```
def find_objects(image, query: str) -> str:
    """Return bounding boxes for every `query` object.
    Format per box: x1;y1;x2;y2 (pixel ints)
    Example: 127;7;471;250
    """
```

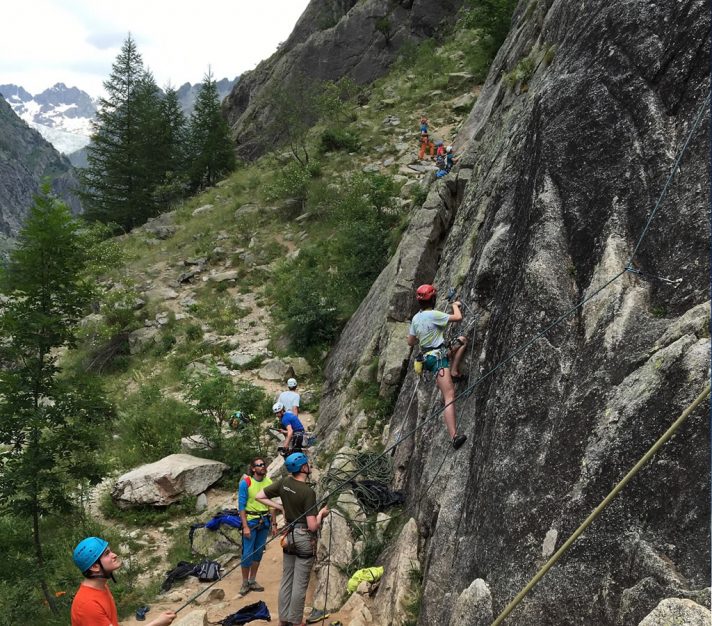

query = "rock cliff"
0;96;80;237
314;0;710;624
222;0;465;160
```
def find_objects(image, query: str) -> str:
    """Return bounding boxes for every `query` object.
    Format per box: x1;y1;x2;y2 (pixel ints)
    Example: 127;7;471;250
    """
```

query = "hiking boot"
249;580;265;592
452;434;467;450
238;581;251;596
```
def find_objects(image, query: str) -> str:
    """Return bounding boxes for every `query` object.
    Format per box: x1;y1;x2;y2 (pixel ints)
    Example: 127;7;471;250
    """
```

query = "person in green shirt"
256;453;329;626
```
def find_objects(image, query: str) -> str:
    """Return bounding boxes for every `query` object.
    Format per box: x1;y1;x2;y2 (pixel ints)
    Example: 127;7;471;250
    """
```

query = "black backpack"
161;561;197;592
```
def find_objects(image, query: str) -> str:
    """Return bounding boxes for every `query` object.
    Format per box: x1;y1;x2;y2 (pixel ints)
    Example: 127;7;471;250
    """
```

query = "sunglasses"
252;463;266;468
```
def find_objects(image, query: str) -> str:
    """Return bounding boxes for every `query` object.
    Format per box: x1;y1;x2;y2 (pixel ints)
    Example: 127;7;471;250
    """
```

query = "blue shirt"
281;411;304;432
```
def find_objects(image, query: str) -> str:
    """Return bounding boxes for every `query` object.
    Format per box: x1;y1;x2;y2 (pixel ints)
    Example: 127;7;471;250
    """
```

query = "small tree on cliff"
0;187;112;614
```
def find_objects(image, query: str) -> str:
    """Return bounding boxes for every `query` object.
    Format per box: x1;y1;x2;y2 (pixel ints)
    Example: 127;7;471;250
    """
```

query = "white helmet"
287;377;297;389
446;145;453;153
272;402;284;414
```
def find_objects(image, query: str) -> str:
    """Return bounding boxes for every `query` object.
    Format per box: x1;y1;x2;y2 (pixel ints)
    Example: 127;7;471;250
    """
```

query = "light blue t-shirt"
278;390;300;413
409;309;450;349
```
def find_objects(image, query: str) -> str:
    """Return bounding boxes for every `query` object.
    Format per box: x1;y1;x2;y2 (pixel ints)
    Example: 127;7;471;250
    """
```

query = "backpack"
160;561;197;592
193;559;222;582
219;600;271;624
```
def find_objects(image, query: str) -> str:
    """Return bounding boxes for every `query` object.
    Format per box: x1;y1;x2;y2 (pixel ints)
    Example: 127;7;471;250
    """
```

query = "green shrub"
185;323;203;342
113;384;199;469
319;128;361;153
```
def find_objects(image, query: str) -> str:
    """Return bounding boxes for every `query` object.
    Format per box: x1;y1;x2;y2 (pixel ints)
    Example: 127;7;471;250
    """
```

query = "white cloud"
0;0;309;96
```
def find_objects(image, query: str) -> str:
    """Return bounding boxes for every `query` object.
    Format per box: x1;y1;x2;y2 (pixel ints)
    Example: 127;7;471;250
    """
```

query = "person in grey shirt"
277;377;300;415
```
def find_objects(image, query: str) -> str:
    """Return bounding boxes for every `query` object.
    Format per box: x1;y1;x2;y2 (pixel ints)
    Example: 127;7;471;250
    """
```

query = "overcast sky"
1;0;310;97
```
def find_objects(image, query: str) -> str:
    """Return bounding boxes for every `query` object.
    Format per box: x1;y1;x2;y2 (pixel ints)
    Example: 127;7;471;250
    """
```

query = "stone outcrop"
112;454;228;508
313;0;710;624
190;525;241;559
222;0;465;160
638;598;712;626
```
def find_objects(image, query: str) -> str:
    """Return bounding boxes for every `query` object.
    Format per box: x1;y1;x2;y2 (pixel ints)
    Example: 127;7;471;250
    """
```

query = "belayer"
71;537;176;626
407;284;468;450
256;452;330;626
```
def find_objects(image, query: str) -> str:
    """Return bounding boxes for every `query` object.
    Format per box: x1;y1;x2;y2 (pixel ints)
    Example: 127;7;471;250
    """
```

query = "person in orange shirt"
71;537;176;626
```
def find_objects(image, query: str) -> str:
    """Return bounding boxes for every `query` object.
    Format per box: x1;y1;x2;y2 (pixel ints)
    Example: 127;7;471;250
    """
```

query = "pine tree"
153;85;189;205
188;69;236;190
80;35;165;230
0;187;112;613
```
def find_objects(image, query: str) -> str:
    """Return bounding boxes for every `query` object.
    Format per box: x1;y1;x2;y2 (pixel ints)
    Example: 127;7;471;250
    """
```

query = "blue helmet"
285;452;309;473
73;537;108;573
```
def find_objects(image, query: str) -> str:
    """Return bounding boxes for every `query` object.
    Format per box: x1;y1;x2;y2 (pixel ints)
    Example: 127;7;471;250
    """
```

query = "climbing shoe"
249;580;265;591
306;609;330;623
452;434;467;450
135;606;150;621
238;580;251;596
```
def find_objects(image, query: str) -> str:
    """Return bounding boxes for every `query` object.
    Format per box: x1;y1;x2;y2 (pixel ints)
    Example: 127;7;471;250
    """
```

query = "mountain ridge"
1;78;238;161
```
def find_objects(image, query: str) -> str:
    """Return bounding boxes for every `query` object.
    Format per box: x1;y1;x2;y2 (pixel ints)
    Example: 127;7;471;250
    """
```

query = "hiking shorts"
241;519;270;567
424;353;449;373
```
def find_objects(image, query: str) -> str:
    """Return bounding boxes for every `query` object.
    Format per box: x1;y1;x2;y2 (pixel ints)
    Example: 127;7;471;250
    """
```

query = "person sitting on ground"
407;283;468;450
435;140;445;158
238;457;278;597
273;401;306;455
71;537;176;626
277;377;301;415
256;453;330;626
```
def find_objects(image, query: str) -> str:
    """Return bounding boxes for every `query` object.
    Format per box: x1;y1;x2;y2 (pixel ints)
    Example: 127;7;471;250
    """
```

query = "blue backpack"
219;600;271;624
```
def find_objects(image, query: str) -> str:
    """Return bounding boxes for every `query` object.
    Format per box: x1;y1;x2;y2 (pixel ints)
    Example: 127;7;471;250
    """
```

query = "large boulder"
190;525;241;559
258;358;294;382
638;598;712;626
112;454;227;508
372;518;420;626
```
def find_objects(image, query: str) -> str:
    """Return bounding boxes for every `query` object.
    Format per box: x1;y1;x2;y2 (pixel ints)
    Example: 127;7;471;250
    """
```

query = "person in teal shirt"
407;283;468;450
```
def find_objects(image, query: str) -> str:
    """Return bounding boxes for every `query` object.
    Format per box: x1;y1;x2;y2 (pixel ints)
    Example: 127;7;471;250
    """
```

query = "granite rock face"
222;0;465;160
0;96;80;237
314;0;710;624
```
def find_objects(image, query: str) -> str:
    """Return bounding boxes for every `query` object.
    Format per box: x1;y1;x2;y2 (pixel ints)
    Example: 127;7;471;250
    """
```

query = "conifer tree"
0;187;112;613
153;86;189;205
80;35;165;230
188;69;236;190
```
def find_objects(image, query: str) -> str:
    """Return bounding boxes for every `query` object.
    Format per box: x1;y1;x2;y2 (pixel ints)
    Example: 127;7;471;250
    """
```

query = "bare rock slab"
112;454;228;508
638;598;712;626
172;609;207;626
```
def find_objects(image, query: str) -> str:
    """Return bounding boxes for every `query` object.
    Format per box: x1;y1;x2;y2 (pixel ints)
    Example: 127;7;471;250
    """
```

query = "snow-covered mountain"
0;83;96;158
0;79;239;165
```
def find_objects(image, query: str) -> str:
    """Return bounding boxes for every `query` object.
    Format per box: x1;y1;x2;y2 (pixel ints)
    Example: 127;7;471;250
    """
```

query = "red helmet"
416;284;436;301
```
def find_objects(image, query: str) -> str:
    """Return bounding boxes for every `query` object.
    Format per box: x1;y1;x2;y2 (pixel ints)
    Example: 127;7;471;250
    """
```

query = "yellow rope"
491;383;711;626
